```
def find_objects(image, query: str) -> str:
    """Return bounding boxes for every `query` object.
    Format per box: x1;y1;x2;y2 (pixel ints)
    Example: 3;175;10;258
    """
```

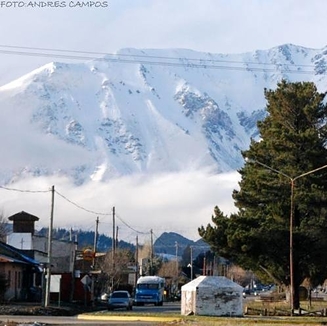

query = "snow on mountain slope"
1;44;327;239
3;44;322;184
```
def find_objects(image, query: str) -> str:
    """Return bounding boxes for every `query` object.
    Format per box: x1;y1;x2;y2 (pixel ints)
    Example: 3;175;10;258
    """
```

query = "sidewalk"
77;314;180;322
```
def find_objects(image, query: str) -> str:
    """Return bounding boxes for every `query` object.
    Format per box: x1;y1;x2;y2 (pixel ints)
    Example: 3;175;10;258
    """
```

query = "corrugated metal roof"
0;241;40;266
0;253;27;264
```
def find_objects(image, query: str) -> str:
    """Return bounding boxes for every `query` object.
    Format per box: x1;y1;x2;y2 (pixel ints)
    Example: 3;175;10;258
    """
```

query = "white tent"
181;276;243;316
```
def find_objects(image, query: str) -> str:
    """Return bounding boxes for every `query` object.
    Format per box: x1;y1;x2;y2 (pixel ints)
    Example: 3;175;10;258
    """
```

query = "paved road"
0;302;181;325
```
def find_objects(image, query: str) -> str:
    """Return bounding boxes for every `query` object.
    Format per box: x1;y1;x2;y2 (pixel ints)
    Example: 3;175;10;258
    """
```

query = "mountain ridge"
1;43;327;240
2;43;324;184
153;231;209;257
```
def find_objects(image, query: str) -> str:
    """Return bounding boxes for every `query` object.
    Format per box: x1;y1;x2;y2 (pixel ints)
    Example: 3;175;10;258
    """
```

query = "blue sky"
0;0;327;85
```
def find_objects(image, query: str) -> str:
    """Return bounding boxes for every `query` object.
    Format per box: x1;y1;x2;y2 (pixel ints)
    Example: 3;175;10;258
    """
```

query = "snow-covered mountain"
1;44;327;185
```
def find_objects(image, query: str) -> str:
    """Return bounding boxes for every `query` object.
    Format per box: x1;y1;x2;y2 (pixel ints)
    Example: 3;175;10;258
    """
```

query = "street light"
246;158;327;313
175;241;179;276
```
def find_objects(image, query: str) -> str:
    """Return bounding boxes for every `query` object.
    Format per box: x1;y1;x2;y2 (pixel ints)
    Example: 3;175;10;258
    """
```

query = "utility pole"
190;246;193;281
45;185;55;307
112;207;115;257
115;226;119;250
91;216;99;306
111;207;115;291
93;216;99;267
135;235;139;287
70;230;77;303
175;241;179;276
213;255;217;276
150;229;154;276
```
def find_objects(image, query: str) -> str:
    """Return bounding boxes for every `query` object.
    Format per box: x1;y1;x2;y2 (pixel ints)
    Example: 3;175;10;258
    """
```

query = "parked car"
100;293;108;301
242;288;252;298
108;290;133;311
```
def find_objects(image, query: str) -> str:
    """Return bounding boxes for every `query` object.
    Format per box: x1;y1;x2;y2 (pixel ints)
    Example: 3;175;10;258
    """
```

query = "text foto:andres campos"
0;1;109;7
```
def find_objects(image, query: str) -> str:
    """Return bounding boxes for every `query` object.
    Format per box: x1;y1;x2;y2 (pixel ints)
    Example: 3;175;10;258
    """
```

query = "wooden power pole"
45;185;55;307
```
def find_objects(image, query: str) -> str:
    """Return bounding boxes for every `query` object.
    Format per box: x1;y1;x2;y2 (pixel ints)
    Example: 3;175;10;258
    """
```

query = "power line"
115;213;150;235
0;44;317;68
52;192;150;237
0;185;50;193
0;183;155;236
0;183;198;243
0;45;322;75
54;190;112;216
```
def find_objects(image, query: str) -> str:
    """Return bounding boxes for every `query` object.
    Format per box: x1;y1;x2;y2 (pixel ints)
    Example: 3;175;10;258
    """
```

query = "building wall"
32;236;77;273
7;233;32;250
7;233;77;274
2;263;24;301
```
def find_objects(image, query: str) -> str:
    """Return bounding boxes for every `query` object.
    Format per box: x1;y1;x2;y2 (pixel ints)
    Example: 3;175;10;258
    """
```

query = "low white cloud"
0;98;92;170
0;170;240;243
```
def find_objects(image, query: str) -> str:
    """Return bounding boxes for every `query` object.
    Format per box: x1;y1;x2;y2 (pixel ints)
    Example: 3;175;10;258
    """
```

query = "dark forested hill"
37;227;134;252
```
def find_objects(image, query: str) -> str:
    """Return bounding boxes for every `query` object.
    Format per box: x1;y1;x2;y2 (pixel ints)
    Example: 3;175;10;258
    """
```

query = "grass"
81;299;327;325
244;297;327;316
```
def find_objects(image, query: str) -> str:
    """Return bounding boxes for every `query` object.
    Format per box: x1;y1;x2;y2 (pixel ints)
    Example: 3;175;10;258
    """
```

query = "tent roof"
182;276;243;291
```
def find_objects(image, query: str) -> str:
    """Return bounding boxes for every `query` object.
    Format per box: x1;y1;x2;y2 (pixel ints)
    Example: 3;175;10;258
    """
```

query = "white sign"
81;274;91;286
50;275;62;293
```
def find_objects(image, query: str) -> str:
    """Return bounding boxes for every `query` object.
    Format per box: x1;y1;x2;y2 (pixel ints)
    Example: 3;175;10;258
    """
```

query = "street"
0;302;181;325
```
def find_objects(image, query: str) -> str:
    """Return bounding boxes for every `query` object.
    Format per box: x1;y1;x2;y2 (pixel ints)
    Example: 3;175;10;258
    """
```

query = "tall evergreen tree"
199;80;327;310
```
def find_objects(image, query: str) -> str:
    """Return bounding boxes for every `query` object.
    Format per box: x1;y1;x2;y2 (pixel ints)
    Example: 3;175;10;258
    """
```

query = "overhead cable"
0;46;322;75
115;213;150;235
0;44;316;68
54;190;112;216
0;185;50;193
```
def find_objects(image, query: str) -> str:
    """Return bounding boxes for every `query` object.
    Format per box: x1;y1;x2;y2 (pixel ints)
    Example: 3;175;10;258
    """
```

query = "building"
0;241;41;301
6;211;78;302
7;211;77;273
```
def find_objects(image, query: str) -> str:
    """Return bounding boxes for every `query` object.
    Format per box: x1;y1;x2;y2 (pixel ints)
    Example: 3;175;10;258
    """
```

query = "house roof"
0;254;27;264
8;211;39;222
0;241;40;266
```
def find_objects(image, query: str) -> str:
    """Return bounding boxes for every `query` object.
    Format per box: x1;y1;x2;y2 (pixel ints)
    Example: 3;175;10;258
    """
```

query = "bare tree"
158;260;177;279
98;248;134;293
228;265;256;287
137;242;163;276
0;211;9;242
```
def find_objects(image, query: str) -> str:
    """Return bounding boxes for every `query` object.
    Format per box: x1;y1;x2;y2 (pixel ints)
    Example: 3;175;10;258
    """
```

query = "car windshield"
111;292;128;298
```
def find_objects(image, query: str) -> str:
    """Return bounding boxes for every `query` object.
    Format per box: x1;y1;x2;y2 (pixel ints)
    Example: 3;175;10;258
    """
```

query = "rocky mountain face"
1;44;326;184
153;231;209;258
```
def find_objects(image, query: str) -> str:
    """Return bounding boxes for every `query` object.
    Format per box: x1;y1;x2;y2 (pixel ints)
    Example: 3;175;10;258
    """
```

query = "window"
148;284;159;289
137;283;159;289
111;292;129;298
